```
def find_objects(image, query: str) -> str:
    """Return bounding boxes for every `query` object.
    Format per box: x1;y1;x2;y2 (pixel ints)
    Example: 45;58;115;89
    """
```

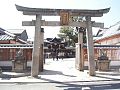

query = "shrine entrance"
47;37;66;61
15;5;110;77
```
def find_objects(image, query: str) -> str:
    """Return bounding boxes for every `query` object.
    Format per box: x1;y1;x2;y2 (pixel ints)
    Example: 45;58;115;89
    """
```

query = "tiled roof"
7;29;25;34
94;22;120;41
0;28;15;40
0;35;14;40
0;28;28;44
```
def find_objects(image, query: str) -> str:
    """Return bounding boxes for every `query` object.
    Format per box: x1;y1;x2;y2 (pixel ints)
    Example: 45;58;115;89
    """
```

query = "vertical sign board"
60;11;69;26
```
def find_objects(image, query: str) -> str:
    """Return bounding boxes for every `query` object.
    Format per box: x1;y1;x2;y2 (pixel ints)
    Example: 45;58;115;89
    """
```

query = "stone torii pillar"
86;16;95;76
31;14;42;77
39;28;44;72
78;28;84;71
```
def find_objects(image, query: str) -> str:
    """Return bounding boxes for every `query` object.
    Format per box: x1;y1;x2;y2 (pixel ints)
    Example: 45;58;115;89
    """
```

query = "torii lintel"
15;4;110;17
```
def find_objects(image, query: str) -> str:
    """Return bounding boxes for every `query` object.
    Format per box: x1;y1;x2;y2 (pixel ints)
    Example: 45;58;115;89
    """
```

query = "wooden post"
39;28;44;72
31;14;42;77
86;16;96;76
78;29;84;71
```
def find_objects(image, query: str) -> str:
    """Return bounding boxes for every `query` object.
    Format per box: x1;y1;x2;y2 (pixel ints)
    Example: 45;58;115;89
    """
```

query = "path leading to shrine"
0;58;120;90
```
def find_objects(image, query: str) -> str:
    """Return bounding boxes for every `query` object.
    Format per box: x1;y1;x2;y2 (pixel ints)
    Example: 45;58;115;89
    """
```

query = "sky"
0;0;120;40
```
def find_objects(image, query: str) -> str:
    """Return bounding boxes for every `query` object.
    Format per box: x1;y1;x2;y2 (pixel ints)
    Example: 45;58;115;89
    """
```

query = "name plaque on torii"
60;11;69;25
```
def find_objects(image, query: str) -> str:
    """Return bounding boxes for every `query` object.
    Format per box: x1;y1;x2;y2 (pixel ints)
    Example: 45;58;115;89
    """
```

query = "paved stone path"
0;58;120;90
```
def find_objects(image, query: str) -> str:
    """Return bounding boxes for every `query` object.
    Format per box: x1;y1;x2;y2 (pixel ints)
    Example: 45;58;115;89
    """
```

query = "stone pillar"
39;28;44;72
31;14;42;77
85;16;95;76
78;29;84;71
75;43;79;69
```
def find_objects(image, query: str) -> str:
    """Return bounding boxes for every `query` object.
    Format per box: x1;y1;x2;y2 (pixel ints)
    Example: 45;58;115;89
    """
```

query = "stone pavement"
0;58;120;90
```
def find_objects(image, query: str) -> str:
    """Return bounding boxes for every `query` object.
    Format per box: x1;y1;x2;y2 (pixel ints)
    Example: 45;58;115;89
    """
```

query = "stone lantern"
97;50;110;71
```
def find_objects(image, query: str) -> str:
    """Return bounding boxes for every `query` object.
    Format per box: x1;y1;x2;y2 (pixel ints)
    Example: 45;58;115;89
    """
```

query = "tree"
58;26;78;46
57;16;86;46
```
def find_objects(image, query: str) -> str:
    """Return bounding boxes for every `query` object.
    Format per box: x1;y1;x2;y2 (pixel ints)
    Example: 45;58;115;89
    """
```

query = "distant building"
94;23;120;45
91;23;120;61
0;28;31;62
44;37;75;58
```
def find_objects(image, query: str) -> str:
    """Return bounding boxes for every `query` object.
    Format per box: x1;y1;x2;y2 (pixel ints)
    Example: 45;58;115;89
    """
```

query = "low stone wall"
84;60;120;67
0;60;31;67
0;60;120;68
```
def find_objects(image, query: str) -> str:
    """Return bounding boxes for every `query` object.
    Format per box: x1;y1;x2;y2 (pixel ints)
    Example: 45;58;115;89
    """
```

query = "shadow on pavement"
41;69;76;77
39;76;120;90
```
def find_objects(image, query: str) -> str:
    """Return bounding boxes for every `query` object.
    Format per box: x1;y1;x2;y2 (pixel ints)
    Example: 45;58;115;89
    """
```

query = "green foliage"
57;16;87;46
58;26;78;46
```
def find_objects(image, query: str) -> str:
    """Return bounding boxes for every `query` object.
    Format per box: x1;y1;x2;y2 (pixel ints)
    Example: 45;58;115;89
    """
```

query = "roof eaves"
95;33;120;42
18;38;28;44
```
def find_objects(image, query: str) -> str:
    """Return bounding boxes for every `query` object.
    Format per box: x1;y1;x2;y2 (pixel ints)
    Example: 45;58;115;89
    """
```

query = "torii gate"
15;5;110;77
